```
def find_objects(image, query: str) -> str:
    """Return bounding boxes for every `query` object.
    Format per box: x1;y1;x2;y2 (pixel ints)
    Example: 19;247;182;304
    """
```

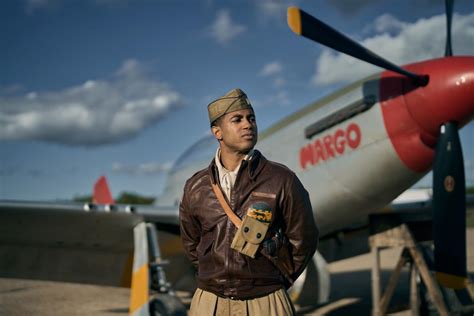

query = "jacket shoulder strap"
211;183;242;228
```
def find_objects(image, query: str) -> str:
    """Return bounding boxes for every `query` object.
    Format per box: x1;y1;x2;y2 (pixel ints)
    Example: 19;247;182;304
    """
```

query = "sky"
1;0;473;201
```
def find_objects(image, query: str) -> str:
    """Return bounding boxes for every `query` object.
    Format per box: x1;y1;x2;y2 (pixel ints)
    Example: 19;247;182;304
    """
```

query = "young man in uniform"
179;88;319;315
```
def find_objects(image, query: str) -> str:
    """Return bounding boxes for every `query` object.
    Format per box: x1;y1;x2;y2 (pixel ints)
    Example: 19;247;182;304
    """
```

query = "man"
179;88;318;315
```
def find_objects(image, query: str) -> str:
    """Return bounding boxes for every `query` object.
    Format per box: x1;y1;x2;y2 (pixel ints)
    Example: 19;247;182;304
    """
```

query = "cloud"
0;84;24;96
328;0;380;15
256;0;301;24
0;59;182;146
466;160;474;168
371;13;406;34
209;10;246;44
25;0;59;14
272;77;286;87
255;90;290;108
259;62;283;77
329;0;473;16
257;1;286;22
273;91;290;106
112;161;173;176
259;61;286;88
312;13;474;86
25;0;129;13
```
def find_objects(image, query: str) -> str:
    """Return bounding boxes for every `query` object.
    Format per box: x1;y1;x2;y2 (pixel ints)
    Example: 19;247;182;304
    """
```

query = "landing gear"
149;294;186;316
146;224;187;316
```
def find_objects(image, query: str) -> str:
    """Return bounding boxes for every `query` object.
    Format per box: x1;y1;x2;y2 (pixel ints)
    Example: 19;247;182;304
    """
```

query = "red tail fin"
93;176;115;204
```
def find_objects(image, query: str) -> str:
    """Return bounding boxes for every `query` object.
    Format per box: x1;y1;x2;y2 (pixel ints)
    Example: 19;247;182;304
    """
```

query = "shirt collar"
215;148;254;174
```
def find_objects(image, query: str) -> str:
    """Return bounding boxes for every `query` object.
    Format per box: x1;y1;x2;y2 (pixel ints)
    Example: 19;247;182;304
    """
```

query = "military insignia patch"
246;202;272;224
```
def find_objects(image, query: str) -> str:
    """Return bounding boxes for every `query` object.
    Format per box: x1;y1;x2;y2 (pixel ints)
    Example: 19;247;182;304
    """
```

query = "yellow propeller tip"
436;271;468;289
287;6;302;35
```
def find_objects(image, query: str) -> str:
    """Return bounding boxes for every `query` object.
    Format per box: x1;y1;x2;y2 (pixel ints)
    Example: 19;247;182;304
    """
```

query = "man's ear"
212;126;222;141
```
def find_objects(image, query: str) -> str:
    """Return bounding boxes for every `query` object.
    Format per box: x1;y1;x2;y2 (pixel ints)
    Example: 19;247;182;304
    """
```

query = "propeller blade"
445;0;454;56
433;122;467;289
287;7;429;86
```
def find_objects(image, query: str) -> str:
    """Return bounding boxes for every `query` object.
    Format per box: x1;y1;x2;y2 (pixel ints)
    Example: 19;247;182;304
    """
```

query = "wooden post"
369;222;456;316
380;253;407;313
410;261;419;316
372;246;381;316
404;243;449;315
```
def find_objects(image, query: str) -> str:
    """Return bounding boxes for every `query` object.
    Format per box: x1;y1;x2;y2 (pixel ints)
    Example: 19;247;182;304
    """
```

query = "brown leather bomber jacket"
179;150;319;299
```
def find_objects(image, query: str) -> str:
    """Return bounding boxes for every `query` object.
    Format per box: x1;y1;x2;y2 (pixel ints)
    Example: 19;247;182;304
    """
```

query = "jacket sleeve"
179;181;200;268
281;173;319;283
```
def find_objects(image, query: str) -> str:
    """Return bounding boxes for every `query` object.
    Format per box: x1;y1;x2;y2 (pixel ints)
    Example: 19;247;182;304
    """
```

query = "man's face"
212;108;258;154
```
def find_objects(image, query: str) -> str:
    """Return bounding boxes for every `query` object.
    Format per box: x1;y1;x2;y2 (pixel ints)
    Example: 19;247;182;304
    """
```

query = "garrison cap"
208;88;253;124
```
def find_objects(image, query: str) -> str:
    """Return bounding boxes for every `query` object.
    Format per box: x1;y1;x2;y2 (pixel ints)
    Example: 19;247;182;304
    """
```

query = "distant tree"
116;192;155;205
73;195;93;203
467;186;474;194
74;187;471;205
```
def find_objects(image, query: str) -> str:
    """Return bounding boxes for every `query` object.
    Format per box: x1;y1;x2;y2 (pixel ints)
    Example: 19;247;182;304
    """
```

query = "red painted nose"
403;57;474;136
379;57;474;173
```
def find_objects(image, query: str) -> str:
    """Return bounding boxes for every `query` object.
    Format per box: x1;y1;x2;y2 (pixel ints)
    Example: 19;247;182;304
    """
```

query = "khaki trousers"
189;288;295;316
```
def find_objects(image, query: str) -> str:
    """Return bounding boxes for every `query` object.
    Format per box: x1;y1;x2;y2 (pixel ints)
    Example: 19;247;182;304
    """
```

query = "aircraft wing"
0;200;180;287
131;204;180;234
318;192;474;263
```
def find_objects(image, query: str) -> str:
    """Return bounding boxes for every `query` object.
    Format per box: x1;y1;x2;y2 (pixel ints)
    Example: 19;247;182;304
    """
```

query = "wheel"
149;294;187;316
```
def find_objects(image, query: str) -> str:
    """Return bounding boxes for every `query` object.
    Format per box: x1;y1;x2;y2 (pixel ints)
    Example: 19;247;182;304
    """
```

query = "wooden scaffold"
369;213;473;316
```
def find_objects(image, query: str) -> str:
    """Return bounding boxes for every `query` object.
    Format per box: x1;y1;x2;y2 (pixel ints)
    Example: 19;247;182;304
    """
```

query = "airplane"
0;1;473;315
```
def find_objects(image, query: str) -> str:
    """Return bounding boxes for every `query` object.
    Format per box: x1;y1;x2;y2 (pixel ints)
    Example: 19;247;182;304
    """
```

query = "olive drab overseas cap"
208;88;253;124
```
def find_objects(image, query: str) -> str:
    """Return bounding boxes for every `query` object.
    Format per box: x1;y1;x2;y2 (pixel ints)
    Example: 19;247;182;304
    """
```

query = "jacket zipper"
226;161;246;292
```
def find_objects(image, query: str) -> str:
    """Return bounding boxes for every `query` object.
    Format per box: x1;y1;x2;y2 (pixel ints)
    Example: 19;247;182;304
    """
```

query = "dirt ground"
0;228;472;315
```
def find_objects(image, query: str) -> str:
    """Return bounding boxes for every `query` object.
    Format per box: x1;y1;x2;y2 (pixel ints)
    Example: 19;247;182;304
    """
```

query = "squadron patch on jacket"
246;202;272;224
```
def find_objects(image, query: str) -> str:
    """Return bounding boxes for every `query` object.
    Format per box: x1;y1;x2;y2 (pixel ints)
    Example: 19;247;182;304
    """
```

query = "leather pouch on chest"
231;203;272;258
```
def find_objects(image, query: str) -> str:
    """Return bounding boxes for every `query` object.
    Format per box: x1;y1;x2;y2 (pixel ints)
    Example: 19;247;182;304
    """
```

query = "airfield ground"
0;228;472;315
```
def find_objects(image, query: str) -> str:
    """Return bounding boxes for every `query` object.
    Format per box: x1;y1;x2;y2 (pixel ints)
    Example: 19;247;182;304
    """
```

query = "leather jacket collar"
209;149;266;185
